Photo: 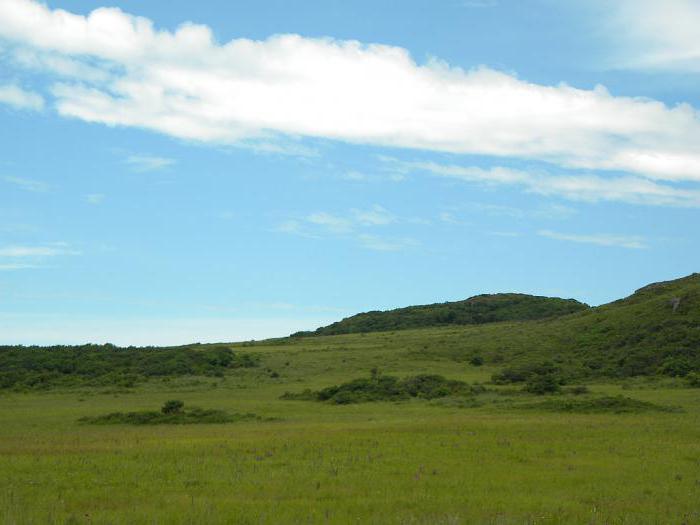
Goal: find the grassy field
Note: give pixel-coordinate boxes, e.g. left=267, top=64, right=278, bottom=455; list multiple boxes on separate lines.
left=1, top=330, right=700, bottom=524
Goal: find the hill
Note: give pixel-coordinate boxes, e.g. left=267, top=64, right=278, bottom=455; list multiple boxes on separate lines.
left=286, top=272, right=700, bottom=381
left=294, top=293, right=589, bottom=336
left=385, top=272, right=700, bottom=380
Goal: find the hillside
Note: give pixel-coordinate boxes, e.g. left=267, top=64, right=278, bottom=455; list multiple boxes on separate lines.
left=405, top=272, right=700, bottom=379
left=285, top=272, right=700, bottom=381
left=2, top=274, right=698, bottom=392
left=294, top=293, right=589, bottom=336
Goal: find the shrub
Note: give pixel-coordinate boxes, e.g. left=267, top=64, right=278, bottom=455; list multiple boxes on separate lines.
left=79, top=408, right=264, bottom=425
left=282, top=373, right=472, bottom=404
left=469, top=356, right=484, bottom=366
left=566, top=385, right=590, bottom=395
left=161, top=400, right=184, bottom=414
left=492, top=361, right=562, bottom=385
left=524, top=374, right=561, bottom=395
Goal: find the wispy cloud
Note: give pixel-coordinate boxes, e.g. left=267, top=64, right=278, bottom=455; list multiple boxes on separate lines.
left=3, top=175, right=49, bottom=192
left=306, top=212, right=354, bottom=234
left=0, top=244, right=80, bottom=257
left=538, top=229, right=648, bottom=249
left=0, top=83, right=44, bottom=111
left=125, top=155, right=176, bottom=172
left=386, top=158, right=700, bottom=208
left=600, top=0, right=700, bottom=72
left=0, top=263, right=41, bottom=271
left=277, top=205, right=417, bottom=251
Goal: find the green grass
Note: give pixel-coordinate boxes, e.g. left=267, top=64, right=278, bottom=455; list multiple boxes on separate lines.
left=1, top=336, right=699, bottom=524
left=2, top=274, right=699, bottom=523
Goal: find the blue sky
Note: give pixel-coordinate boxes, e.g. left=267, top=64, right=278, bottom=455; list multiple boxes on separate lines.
left=1, top=0, right=699, bottom=345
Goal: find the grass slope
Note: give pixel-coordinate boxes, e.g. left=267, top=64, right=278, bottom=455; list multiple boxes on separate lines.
left=295, top=293, right=588, bottom=336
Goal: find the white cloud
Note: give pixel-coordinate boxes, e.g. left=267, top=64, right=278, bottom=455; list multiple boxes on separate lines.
left=351, top=205, right=396, bottom=226
left=85, top=193, right=104, bottom=204
left=0, top=82, right=44, bottom=110
left=125, top=155, right=175, bottom=172
left=278, top=205, right=417, bottom=251
left=1, top=1, right=700, bottom=183
left=538, top=229, right=648, bottom=250
left=2, top=175, right=49, bottom=192
left=602, top=0, right=700, bottom=72
left=306, top=212, right=353, bottom=233
left=389, top=159, right=700, bottom=207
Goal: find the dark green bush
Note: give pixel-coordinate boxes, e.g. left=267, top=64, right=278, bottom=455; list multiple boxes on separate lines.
left=469, top=356, right=484, bottom=366
left=524, top=374, right=561, bottom=395
left=79, top=406, right=266, bottom=425
left=283, top=373, right=472, bottom=404
left=161, top=400, right=184, bottom=414
left=0, top=344, right=259, bottom=390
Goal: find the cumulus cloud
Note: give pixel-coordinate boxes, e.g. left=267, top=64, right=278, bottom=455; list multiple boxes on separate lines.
left=387, top=158, right=700, bottom=207
left=538, top=229, right=648, bottom=250
left=0, top=82, right=44, bottom=110
left=602, top=0, right=700, bottom=72
left=1, top=0, right=700, bottom=185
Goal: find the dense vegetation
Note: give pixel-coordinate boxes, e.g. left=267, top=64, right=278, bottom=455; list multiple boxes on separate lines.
left=0, top=344, right=258, bottom=390
left=294, top=293, right=588, bottom=336
left=282, top=372, right=479, bottom=404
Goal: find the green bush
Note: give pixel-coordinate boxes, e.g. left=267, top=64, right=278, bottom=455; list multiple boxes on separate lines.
left=524, top=373, right=561, bottom=395
left=161, top=400, right=184, bottom=414
left=283, top=373, right=472, bottom=404
left=0, top=344, right=259, bottom=390
left=469, top=356, right=484, bottom=366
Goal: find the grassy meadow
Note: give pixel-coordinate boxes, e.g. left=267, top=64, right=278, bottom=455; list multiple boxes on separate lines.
left=1, top=328, right=699, bottom=524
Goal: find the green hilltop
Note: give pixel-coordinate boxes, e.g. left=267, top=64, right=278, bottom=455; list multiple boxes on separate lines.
left=294, top=293, right=589, bottom=336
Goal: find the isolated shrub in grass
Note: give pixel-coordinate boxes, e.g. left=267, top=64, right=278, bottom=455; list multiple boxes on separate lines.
left=283, top=373, right=471, bottom=404
left=161, top=399, right=184, bottom=414
left=524, top=373, right=561, bottom=395
left=469, top=356, right=484, bottom=366
left=80, top=404, right=269, bottom=425
left=493, top=361, right=562, bottom=385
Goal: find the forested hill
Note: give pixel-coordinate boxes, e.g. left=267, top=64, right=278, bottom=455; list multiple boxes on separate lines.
left=294, top=293, right=589, bottom=336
